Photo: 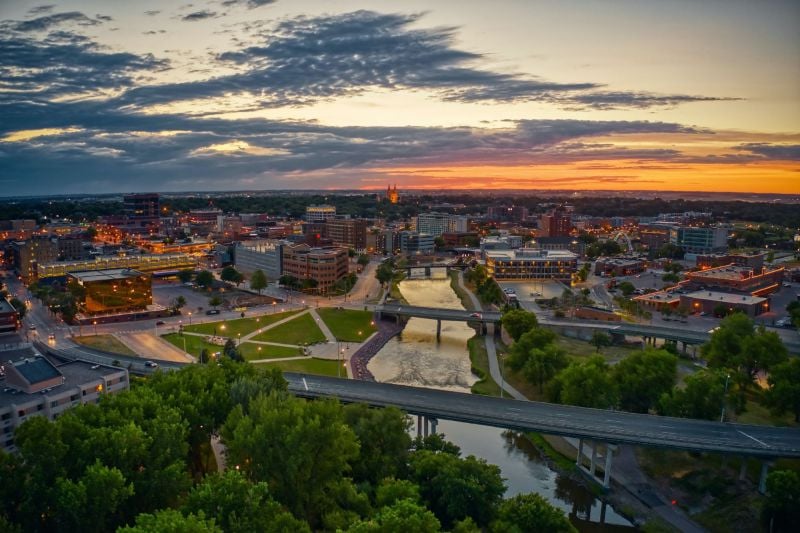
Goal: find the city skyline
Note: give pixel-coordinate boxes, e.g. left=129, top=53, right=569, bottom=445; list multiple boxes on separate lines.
left=1, top=0, right=798, bottom=196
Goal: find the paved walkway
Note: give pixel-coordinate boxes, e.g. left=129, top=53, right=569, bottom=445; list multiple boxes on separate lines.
left=308, top=308, right=336, bottom=342
left=456, top=272, right=525, bottom=400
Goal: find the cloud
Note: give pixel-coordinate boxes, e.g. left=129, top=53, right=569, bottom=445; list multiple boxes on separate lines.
left=221, top=0, right=277, bottom=7
left=735, top=143, right=800, bottom=161
left=28, top=5, right=56, bottom=15
left=12, top=11, right=113, bottom=32
left=562, top=91, right=739, bottom=110
left=181, top=10, right=219, bottom=22
left=144, top=10, right=161, bottom=16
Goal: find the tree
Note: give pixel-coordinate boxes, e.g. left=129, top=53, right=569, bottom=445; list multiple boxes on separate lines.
left=617, top=281, right=635, bottom=297
left=376, top=261, right=395, bottom=285
left=223, top=338, right=243, bottom=362
left=590, top=331, right=612, bottom=352
left=613, top=349, right=677, bottom=413
left=787, top=301, right=800, bottom=328
left=118, top=509, right=221, bottom=533
left=357, top=254, right=370, bottom=267
left=184, top=471, right=309, bottom=533
left=84, top=226, right=98, bottom=239
left=171, top=296, right=186, bottom=313
left=280, top=274, right=300, bottom=289
left=195, top=270, right=215, bottom=289
left=409, top=450, right=505, bottom=529
left=177, top=269, right=194, bottom=284
left=765, top=358, right=800, bottom=422
left=221, top=266, right=244, bottom=286
left=9, top=298, right=26, bottom=320
left=491, top=493, right=577, bottom=533
left=347, top=498, right=441, bottom=533
left=208, top=295, right=223, bottom=310
left=433, top=236, right=445, bottom=250
left=550, top=356, right=618, bottom=409
left=576, top=263, right=590, bottom=282
left=657, top=370, right=727, bottom=420
left=522, top=344, right=569, bottom=393
left=199, top=348, right=209, bottom=364
left=761, top=470, right=800, bottom=533
left=501, top=309, right=538, bottom=342
left=343, top=404, right=412, bottom=486
left=222, top=395, right=360, bottom=528
left=250, top=269, right=267, bottom=295
left=348, top=248, right=357, bottom=258
left=662, top=272, right=680, bottom=283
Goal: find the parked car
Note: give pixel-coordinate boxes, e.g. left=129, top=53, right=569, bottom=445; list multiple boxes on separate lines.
left=155, top=320, right=165, bottom=325
left=144, top=361, right=158, bottom=368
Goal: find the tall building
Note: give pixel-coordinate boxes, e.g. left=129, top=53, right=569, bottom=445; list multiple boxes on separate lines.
left=416, top=213, right=469, bottom=237
left=485, top=249, right=578, bottom=282
left=386, top=184, right=399, bottom=204
left=325, top=219, right=368, bottom=251
left=399, top=231, right=435, bottom=255
left=669, top=226, right=728, bottom=255
left=11, top=236, right=59, bottom=283
left=305, top=205, right=337, bottom=222
left=540, top=205, right=572, bottom=237
left=123, top=193, right=160, bottom=233
left=281, top=245, right=349, bottom=293
left=233, top=240, right=284, bottom=279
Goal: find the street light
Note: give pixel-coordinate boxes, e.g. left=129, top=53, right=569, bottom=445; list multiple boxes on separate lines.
left=93, top=320, right=97, bottom=336
left=720, top=373, right=731, bottom=423
left=188, top=311, right=192, bottom=326
left=500, top=352, right=505, bottom=399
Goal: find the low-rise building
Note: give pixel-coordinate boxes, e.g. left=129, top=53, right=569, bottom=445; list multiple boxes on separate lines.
left=669, top=225, right=728, bottom=255
left=234, top=240, right=284, bottom=279
left=485, top=249, right=577, bottom=282
left=399, top=232, right=435, bottom=256
left=0, top=345, right=129, bottom=453
left=480, top=235, right=524, bottom=254
left=281, top=245, right=349, bottom=293
left=594, top=256, right=647, bottom=277
left=685, top=264, right=784, bottom=296
left=68, top=269, right=152, bottom=316
left=680, top=290, right=769, bottom=317
left=0, top=299, right=20, bottom=335
left=325, top=219, right=368, bottom=251
left=305, top=204, right=337, bottom=222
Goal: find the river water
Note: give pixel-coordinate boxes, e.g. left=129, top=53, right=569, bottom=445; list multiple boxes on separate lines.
left=368, top=276, right=634, bottom=531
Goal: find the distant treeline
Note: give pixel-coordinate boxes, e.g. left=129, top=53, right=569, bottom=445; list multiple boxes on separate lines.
left=1, top=194, right=798, bottom=228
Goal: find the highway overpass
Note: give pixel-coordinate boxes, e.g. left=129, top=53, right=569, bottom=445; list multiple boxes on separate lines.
left=285, top=373, right=800, bottom=459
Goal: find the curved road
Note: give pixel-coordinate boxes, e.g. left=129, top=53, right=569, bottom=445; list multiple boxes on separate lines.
left=285, top=373, right=800, bottom=458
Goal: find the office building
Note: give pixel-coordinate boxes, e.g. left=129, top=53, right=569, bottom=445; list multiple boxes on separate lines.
left=281, top=245, right=349, bottom=293
left=685, top=264, right=784, bottom=296
left=594, top=257, right=647, bottom=277
left=680, top=291, right=769, bottom=318
left=326, top=219, right=368, bottom=251
left=11, top=236, right=59, bottom=283
left=0, top=345, right=128, bottom=453
left=540, top=206, right=572, bottom=237
left=669, top=226, right=728, bottom=255
left=416, top=213, right=469, bottom=237
left=0, top=298, right=20, bottom=335
left=399, top=232, right=435, bottom=256
left=305, top=205, right=337, bottom=222
left=123, top=193, right=160, bottom=233
left=485, top=249, right=578, bottom=282
left=234, top=240, right=284, bottom=279
left=67, top=269, right=152, bottom=315
left=36, top=253, right=197, bottom=280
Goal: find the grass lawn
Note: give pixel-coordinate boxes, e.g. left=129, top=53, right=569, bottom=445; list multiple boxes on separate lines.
left=449, top=272, right=477, bottom=311
left=73, top=335, right=137, bottom=356
left=554, top=334, right=634, bottom=363
left=251, top=312, right=327, bottom=345
left=181, top=310, right=300, bottom=337
left=255, top=357, right=342, bottom=377
left=467, top=336, right=502, bottom=396
left=162, top=333, right=224, bottom=358
left=316, top=308, right=377, bottom=341
left=735, top=394, right=798, bottom=427
left=239, top=342, right=303, bottom=361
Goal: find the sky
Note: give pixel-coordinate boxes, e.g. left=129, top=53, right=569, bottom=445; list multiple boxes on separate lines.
left=0, top=0, right=798, bottom=196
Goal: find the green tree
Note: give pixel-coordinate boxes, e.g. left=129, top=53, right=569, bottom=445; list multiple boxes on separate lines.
left=171, top=295, right=187, bottom=313
left=54, top=461, right=134, bottom=533
left=376, top=262, right=395, bottom=285
left=222, top=394, right=360, bottom=528
left=409, top=450, right=505, bottom=529
left=208, top=295, right=223, bottom=310
left=177, top=269, right=194, bottom=283
left=375, top=478, right=422, bottom=508
left=657, top=370, right=727, bottom=420
left=347, top=499, right=441, bottom=533
left=348, top=248, right=357, bottom=258
left=184, top=471, right=310, bottom=533
left=343, top=404, right=412, bottom=486
left=576, top=263, right=590, bottom=282
left=590, top=331, right=612, bottom=352
left=119, top=509, right=221, bottom=533
left=787, top=301, right=800, bottom=328
left=761, top=469, right=800, bottom=533
left=550, top=356, right=618, bottom=409
left=9, top=298, right=26, bottom=320
left=223, top=338, right=243, bottom=362
left=195, top=270, right=215, bottom=289
left=501, top=309, right=539, bottom=342
left=506, top=328, right=558, bottom=371
left=220, top=266, right=244, bottom=286
left=613, top=349, right=677, bottom=413
left=84, top=226, right=98, bottom=239
left=491, top=493, right=577, bottom=533
left=662, top=272, right=680, bottom=283
left=765, top=358, right=800, bottom=422
left=617, top=281, right=636, bottom=297
left=250, top=269, right=268, bottom=295
left=434, top=236, right=446, bottom=250
left=357, top=254, right=370, bottom=267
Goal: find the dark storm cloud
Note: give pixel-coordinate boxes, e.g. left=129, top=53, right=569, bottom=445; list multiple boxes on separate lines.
left=0, top=31, right=169, bottom=100
left=735, top=143, right=800, bottom=161
left=221, top=0, right=277, bottom=7
left=13, top=12, right=104, bottom=32
left=563, top=91, right=737, bottom=110
left=181, top=10, right=220, bottom=22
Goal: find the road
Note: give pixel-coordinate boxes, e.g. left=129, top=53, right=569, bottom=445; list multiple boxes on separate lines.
left=376, top=304, right=502, bottom=323
left=285, top=373, right=800, bottom=458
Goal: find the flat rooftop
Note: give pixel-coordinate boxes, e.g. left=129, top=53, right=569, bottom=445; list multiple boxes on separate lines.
left=684, top=290, right=767, bottom=305
left=0, top=299, right=15, bottom=313
left=633, top=291, right=681, bottom=304
left=486, top=249, right=577, bottom=260
left=68, top=268, right=145, bottom=282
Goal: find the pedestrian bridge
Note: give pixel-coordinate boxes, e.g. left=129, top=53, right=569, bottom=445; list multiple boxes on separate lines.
left=375, top=304, right=502, bottom=324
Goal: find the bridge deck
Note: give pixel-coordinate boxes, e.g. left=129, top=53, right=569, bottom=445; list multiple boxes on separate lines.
left=376, top=304, right=502, bottom=323
left=285, top=373, right=800, bottom=458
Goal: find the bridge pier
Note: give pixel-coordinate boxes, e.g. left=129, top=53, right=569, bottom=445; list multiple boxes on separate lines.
left=603, top=445, right=616, bottom=489
left=739, top=458, right=748, bottom=481
left=430, top=418, right=437, bottom=435
left=436, top=320, right=441, bottom=341
left=576, top=438, right=584, bottom=467
left=417, top=415, right=423, bottom=438
left=590, top=441, right=598, bottom=476
left=759, top=461, right=772, bottom=495
left=425, top=267, right=431, bottom=277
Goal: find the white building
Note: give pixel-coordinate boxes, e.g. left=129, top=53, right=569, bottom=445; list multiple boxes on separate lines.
left=234, top=240, right=285, bottom=279
left=485, top=249, right=578, bottom=282
left=416, top=212, right=469, bottom=237
left=305, top=205, right=337, bottom=222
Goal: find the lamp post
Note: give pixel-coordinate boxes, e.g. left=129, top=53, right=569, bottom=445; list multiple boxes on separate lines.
left=500, top=352, right=505, bottom=399
left=188, top=311, right=192, bottom=326
left=720, top=373, right=731, bottom=423
left=93, top=320, right=97, bottom=336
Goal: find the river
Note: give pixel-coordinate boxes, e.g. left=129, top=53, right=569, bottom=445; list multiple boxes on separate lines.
left=368, top=276, right=634, bottom=531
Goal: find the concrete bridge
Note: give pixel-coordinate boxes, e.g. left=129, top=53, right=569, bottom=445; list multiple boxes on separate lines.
left=286, top=372, right=800, bottom=491
left=375, top=304, right=502, bottom=339
left=398, top=262, right=462, bottom=278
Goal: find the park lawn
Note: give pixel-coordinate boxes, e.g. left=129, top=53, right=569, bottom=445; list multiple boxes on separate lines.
left=255, top=357, right=342, bottom=377
left=181, top=310, right=300, bottom=337
left=251, top=312, right=327, bottom=345
left=162, top=333, right=224, bottom=358
left=73, top=335, right=137, bottom=357
left=467, top=336, right=502, bottom=396
left=316, top=308, right=377, bottom=342
left=239, top=342, right=303, bottom=361
left=554, top=334, right=634, bottom=363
